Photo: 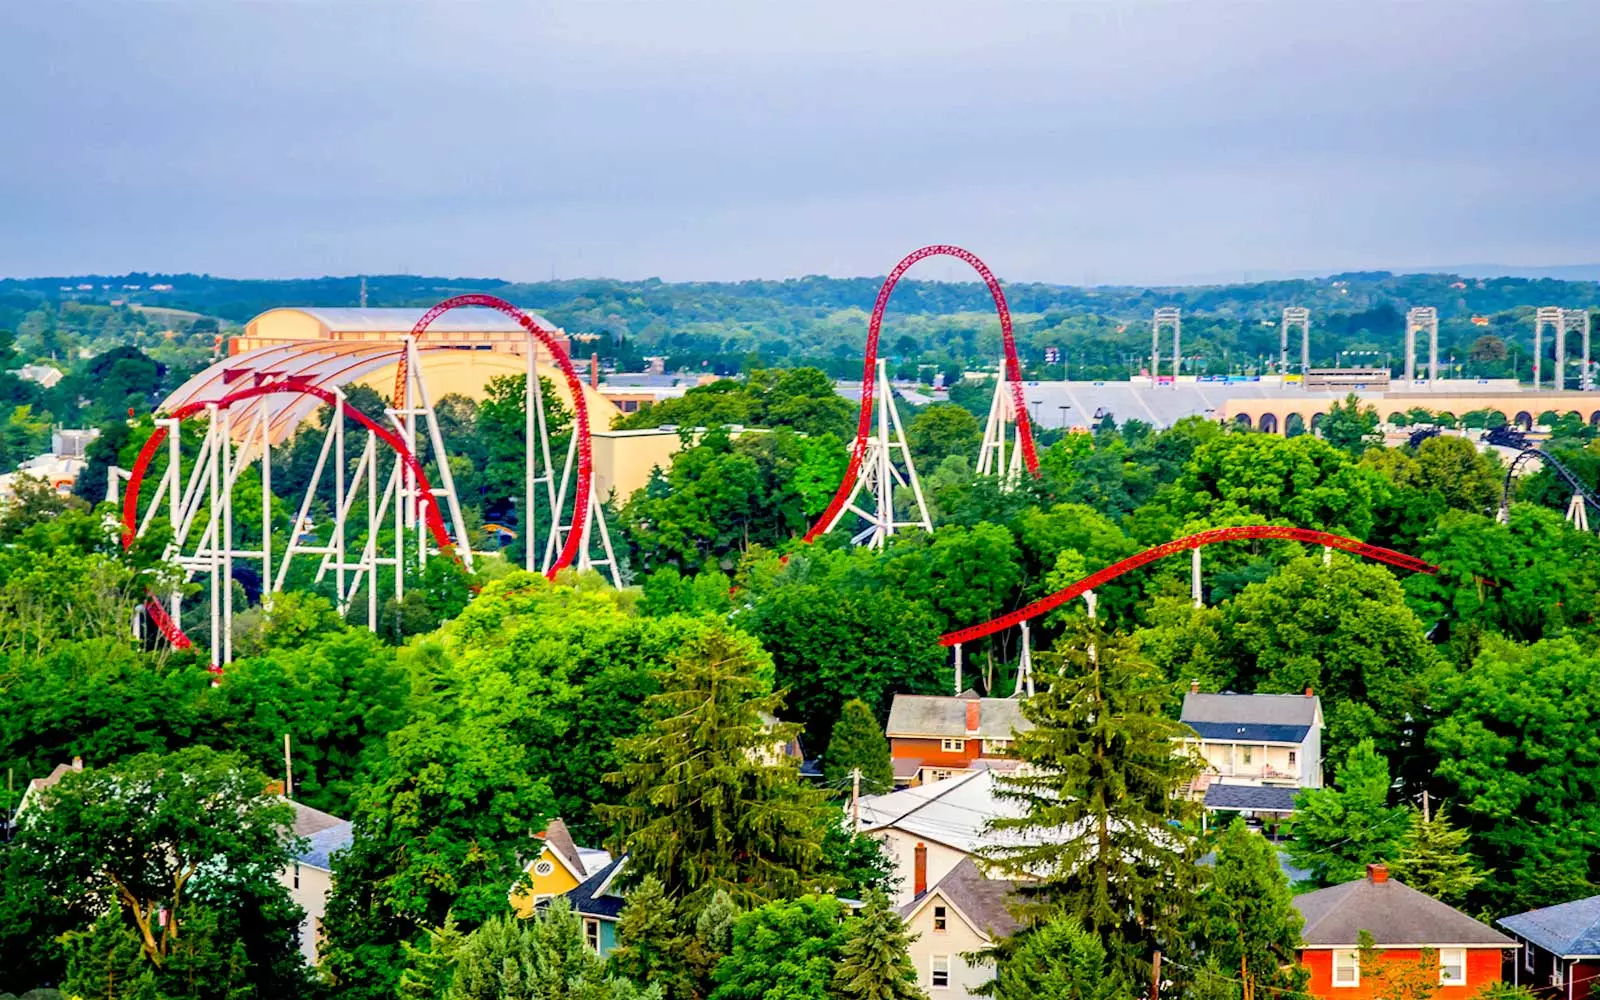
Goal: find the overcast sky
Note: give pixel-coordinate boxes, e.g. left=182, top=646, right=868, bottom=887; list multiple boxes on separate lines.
left=3, top=1, right=1598, bottom=285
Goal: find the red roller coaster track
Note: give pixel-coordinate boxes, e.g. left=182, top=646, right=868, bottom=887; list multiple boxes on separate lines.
left=400, top=294, right=594, bottom=575
left=121, top=381, right=455, bottom=651
left=803, top=245, right=1039, bottom=544
left=938, top=525, right=1441, bottom=646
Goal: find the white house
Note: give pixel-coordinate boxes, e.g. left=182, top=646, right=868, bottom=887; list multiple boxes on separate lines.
left=1178, top=687, right=1323, bottom=821
left=277, top=800, right=351, bottom=965
left=900, top=857, right=1021, bottom=999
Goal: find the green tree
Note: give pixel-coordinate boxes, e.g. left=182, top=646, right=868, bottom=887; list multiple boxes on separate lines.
left=831, top=890, right=925, bottom=1000
left=1171, top=434, right=1384, bottom=539
left=1387, top=805, right=1488, bottom=908
left=1357, top=930, right=1439, bottom=1000
left=1287, top=740, right=1408, bottom=886
left=599, top=629, right=833, bottom=908
left=1192, top=819, right=1307, bottom=1000
left=824, top=699, right=894, bottom=796
left=1320, top=393, right=1382, bottom=455
left=612, top=875, right=692, bottom=998
left=707, top=895, right=848, bottom=1000
left=983, top=912, right=1132, bottom=1000
left=448, top=901, right=657, bottom=1000
left=399, top=914, right=468, bottom=1000
left=907, top=403, right=982, bottom=469
left=987, top=626, right=1201, bottom=985
left=18, top=747, right=309, bottom=996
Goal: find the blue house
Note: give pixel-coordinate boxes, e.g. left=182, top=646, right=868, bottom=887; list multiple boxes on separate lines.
left=567, top=854, right=628, bottom=957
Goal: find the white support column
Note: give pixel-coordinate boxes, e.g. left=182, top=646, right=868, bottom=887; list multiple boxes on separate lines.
left=1567, top=493, right=1590, bottom=532
left=1083, top=589, right=1098, bottom=665
left=1152, top=308, right=1181, bottom=386
left=953, top=643, right=963, bottom=696
left=824, top=358, right=931, bottom=548
left=1191, top=546, right=1203, bottom=608
left=1534, top=307, right=1560, bottom=390
left=1282, top=307, right=1310, bottom=384
left=219, top=406, right=233, bottom=667
left=259, top=407, right=271, bottom=612
left=1015, top=619, right=1034, bottom=699
left=526, top=340, right=538, bottom=572
left=1323, top=545, right=1333, bottom=566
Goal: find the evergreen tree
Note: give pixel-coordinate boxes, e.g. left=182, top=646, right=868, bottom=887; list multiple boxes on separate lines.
left=599, top=628, right=834, bottom=908
left=982, top=913, right=1133, bottom=1000
left=399, top=914, right=466, bottom=1000
left=707, top=896, right=848, bottom=1000
left=986, top=626, right=1202, bottom=986
left=449, top=901, right=655, bottom=1000
left=831, top=891, right=925, bottom=1000
left=1388, top=804, right=1489, bottom=907
left=1288, top=740, right=1408, bottom=885
left=1192, top=818, right=1307, bottom=1000
left=825, top=699, right=895, bottom=796
left=611, top=876, right=691, bottom=996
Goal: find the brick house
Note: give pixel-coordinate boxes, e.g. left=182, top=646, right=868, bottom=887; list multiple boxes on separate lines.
left=1293, top=863, right=1517, bottom=1000
left=1498, top=893, right=1600, bottom=1000
left=884, top=693, right=1030, bottom=787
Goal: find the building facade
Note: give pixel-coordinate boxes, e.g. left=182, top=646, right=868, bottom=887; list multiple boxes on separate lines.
left=885, top=694, right=1030, bottom=787
left=1498, top=893, right=1600, bottom=1000
left=900, top=858, right=1018, bottom=1000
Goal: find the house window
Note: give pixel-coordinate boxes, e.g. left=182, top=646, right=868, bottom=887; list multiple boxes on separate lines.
left=292, top=864, right=300, bottom=890
left=1288, top=750, right=1297, bottom=768
left=931, top=955, right=950, bottom=989
left=940, top=738, right=965, bottom=753
left=584, top=918, right=600, bottom=952
left=1332, top=949, right=1359, bottom=987
left=1241, top=747, right=1253, bottom=765
left=534, top=859, right=555, bottom=877
left=933, top=905, right=947, bottom=932
left=1524, top=943, right=1534, bottom=973
left=1551, top=966, right=1565, bottom=989
left=1439, top=949, right=1466, bottom=986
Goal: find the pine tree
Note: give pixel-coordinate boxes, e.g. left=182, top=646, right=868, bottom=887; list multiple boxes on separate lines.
left=825, top=699, right=895, bottom=796
left=985, top=625, right=1202, bottom=986
left=610, top=876, right=690, bottom=996
left=1287, top=740, right=1408, bottom=885
left=448, top=901, right=653, bottom=1000
left=831, top=891, right=926, bottom=1000
left=599, top=628, right=834, bottom=908
left=399, top=913, right=466, bottom=1000
left=1388, top=804, right=1489, bottom=907
left=1192, top=818, right=1308, bottom=1000
left=983, top=912, right=1133, bottom=1000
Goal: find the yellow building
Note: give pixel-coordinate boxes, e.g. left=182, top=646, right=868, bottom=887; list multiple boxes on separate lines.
left=509, top=818, right=612, bottom=918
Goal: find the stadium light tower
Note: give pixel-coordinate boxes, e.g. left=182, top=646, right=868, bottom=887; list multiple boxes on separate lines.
left=1405, top=307, right=1439, bottom=385
left=1151, top=307, right=1180, bottom=386
left=1281, top=307, right=1310, bottom=383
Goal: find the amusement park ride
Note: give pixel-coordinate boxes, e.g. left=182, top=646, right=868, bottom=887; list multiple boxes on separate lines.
left=108, top=247, right=1600, bottom=683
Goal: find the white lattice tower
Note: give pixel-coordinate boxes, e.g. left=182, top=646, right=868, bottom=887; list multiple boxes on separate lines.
left=1533, top=307, right=1562, bottom=390
left=823, top=358, right=931, bottom=548
left=1281, top=307, right=1311, bottom=382
left=544, top=421, right=623, bottom=588
left=1567, top=309, right=1594, bottom=391
left=976, top=356, right=1025, bottom=486
left=1151, top=307, right=1181, bottom=385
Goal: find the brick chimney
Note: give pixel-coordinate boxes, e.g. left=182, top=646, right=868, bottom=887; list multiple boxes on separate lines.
left=1305, top=686, right=1315, bottom=697
left=1367, top=863, right=1389, bottom=884
left=965, top=700, right=981, bottom=736
left=71, top=756, right=83, bottom=771
left=265, top=780, right=285, bottom=797
left=591, top=352, right=600, bottom=388
left=1190, top=680, right=1200, bottom=694
left=914, top=842, right=928, bottom=897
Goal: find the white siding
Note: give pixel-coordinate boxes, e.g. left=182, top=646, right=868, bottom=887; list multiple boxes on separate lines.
left=277, top=863, right=334, bottom=964
left=904, top=891, right=997, bottom=999
left=873, top=828, right=971, bottom=906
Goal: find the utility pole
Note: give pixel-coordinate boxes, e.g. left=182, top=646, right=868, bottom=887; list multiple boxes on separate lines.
left=1422, top=789, right=1431, bottom=823
left=283, top=733, right=293, bottom=800
left=851, top=768, right=862, bottom=833
left=1150, top=951, right=1162, bottom=1000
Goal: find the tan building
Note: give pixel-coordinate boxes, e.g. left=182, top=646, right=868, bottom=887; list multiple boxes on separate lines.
left=1222, top=390, right=1600, bottom=435
left=901, top=857, right=1021, bottom=1000
left=279, top=801, right=351, bottom=966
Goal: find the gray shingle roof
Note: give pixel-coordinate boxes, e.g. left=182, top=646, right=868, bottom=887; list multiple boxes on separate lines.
left=885, top=695, right=1032, bottom=741
left=286, top=799, right=347, bottom=838
left=1294, top=874, right=1515, bottom=948
left=295, top=821, right=352, bottom=872
left=1498, top=894, right=1600, bottom=958
left=1182, top=692, right=1320, bottom=728
left=902, top=856, right=1021, bottom=939
left=1188, top=722, right=1312, bottom=743
left=1204, top=784, right=1300, bottom=812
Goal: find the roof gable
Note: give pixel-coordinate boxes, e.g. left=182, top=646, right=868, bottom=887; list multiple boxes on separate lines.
left=901, top=857, right=1021, bottom=940
left=1182, top=692, right=1321, bottom=728
left=1294, top=876, right=1515, bottom=948
left=885, top=695, right=1032, bottom=740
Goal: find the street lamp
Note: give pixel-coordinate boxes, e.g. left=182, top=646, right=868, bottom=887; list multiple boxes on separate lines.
left=1058, top=404, right=1071, bottom=428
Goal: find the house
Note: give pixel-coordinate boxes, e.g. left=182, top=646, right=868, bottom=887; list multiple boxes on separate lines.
left=509, top=817, right=612, bottom=918
left=15, top=756, right=84, bottom=818
left=900, top=857, right=1020, bottom=999
left=1497, top=893, right=1600, bottom=999
left=277, top=800, right=351, bottom=965
left=885, top=693, right=1031, bottom=787
left=1293, top=863, right=1517, bottom=1000
left=857, top=769, right=1041, bottom=906
left=564, top=855, right=629, bottom=957
left=1179, top=687, right=1324, bottom=822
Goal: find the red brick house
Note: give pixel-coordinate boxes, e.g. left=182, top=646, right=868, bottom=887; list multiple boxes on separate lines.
left=884, top=693, right=1030, bottom=786
left=1294, top=864, right=1517, bottom=1000
left=1498, top=893, right=1600, bottom=1000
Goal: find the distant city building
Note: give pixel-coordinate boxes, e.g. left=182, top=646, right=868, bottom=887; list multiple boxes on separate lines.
left=9, top=363, right=63, bottom=388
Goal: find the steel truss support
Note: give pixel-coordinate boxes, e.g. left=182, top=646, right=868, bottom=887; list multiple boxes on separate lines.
left=1151, top=307, right=1181, bottom=385
left=823, top=358, right=932, bottom=548
left=1405, top=307, right=1439, bottom=385
left=976, top=355, right=1025, bottom=485
left=1281, top=307, right=1310, bottom=382
left=1535, top=307, right=1594, bottom=391
left=544, top=424, right=623, bottom=587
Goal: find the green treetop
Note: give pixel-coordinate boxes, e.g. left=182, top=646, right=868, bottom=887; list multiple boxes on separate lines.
left=1192, top=818, right=1308, bottom=1000
left=599, top=628, right=834, bottom=908
left=1387, top=804, right=1489, bottom=908
left=986, top=625, right=1202, bottom=985
left=981, top=913, right=1133, bottom=1000
left=832, top=890, right=926, bottom=1000
left=1288, top=739, right=1408, bottom=886
left=706, top=895, right=849, bottom=1000
left=825, top=699, right=895, bottom=796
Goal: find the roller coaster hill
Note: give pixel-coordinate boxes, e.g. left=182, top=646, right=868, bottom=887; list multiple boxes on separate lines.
left=110, top=247, right=1600, bottom=675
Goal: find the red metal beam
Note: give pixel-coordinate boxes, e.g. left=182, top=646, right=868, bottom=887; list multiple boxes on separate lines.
left=803, top=245, right=1038, bottom=544
left=937, top=525, right=1440, bottom=646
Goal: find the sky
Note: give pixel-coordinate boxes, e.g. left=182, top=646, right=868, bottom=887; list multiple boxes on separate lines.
left=3, top=1, right=1599, bottom=286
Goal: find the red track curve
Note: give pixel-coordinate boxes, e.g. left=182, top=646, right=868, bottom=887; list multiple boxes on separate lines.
left=803, top=245, right=1039, bottom=544
left=938, top=525, right=1441, bottom=646
left=121, top=381, right=457, bottom=650
left=403, top=295, right=593, bottom=575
